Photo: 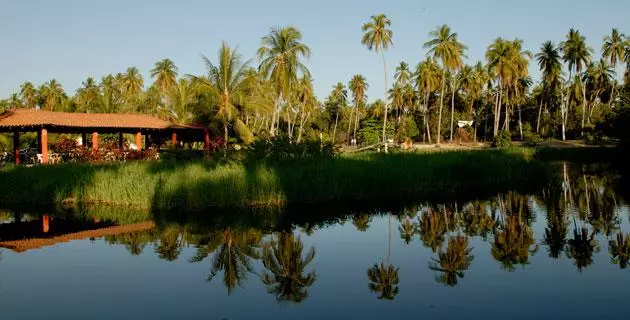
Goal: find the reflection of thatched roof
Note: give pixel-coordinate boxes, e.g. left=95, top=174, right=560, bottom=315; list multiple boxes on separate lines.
left=0, top=221, right=155, bottom=252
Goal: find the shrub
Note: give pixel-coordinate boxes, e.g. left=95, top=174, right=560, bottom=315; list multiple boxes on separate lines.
left=523, top=132, right=543, bottom=147
left=492, top=130, right=512, bottom=148
left=247, top=136, right=335, bottom=162
left=358, top=119, right=395, bottom=146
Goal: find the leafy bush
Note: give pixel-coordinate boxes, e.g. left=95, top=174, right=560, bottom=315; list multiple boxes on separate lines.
left=523, top=132, right=543, bottom=147
left=492, top=130, right=512, bottom=148
left=358, top=119, right=395, bottom=146
left=396, top=116, right=420, bottom=141
left=247, top=136, right=335, bottom=162
left=161, top=149, right=206, bottom=161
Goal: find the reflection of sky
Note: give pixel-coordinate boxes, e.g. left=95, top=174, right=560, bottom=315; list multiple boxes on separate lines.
left=1, top=204, right=630, bottom=319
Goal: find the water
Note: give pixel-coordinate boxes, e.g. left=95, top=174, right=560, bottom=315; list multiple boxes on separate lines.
left=1, top=163, right=629, bottom=319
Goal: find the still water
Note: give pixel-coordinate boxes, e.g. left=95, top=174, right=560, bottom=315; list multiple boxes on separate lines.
left=1, top=163, right=629, bottom=319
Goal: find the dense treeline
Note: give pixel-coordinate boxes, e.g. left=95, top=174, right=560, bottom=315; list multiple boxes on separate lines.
left=2, top=17, right=630, bottom=150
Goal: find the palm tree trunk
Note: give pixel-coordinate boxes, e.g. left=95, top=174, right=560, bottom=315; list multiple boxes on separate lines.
left=518, top=105, right=523, bottom=141
left=425, top=91, right=431, bottom=143
left=449, top=79, right=455, bottom=143
left=347, top=106, right=354, bottom=145
left=224, top=123, right=228, bottom=157
left=579, top=76, right=587, bottom=136
left=494, top=82, right=502, bottom=136
left=382, top=52, right=389, bottom=153
left=437, top=70, right=446, bottom=145
left=333, top=110, right=339, bottom=144
left=353, top=103, right=360, bottom=143
left=536, top=97, right=543, bottom=133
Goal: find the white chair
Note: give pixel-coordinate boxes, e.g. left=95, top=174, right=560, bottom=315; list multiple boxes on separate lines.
left=36, top=154, right=43, bottom=164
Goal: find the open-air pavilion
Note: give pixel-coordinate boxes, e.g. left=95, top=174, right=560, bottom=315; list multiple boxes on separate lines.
left=0, top=109, right=209, bottom=164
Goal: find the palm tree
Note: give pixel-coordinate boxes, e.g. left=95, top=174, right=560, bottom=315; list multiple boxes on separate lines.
left=262, top=232, right=317, bottom=303
left=19, top=82, right=37, bottom=109
left=602, top=28, right=627, bottom=105
left=415, top=58, right=441, bottom=142
left=161, top=79, right=196, bottom=125
left=536, top=41, right=563, bottom=133
left=349, top=74, right=369, bottom=143
left=39, top=79, right=65, bottom=111
left=491, top=216, right=537, bottom=271
left=424, top=24, right=467, bottom=145
left=258, top=26, right=311, bottom=137
left=75, top=77, right=100, bottom=112
left=394, top=61, right=412, bottom=86
left=429, top=236, right=474, bottom=286
left=352, top=213, right=372, bottom=232
left=362, top=14, right=394, bottom=152
left=328, top=82, right=347, bottom=144
left=584, top=59, right=615, bottom=122
left=398, top=216, right=416, bottom=244
left=151, top=59, right=178, bottom=95
left=121, top=66, right=144, bottom=102
left=561, top=29, right=593, bottom=135
left=295, top=75, right=316, bottom=143
left=189, top=41, right=251, bottom=154
left=367, top=262, right=399, bottom=300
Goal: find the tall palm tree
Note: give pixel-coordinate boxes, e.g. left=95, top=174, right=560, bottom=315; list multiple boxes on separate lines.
left=349, top=74, right=369, bottom=143
left=151, top=59, right=178, bottom=94
left=602, top=28, right=628, bottom=106
left=328, top=82, right=347, bottom=144
left=362, top=14, right=394, bottom=152
left=122, top=66, right=144, bottom=102
left=536, top=41, right=563, bottom=133
left=584, top=59, right=615, bottom=122
left=258, top=26, right=311, bottom=137
left=19, top=82, right=37, bottom=109
left=424, top=24, right=467, bottom=145
left=162, top=79, right=196, bottom=125
left=295, top=75, right=316, bottom=143
left=415, top=58, right=441, bottom=142
left=561, top=29, right=593, bottom=135
left=429, top=235, right=474, bottom=286
left=39, top=79, right=65, bottom=111
left=262, top=232, right=317, bottom=303
left=189, top=41, right=251, bottom=153
left=75, top=77, right=100, bottom=112
left=394, top=61, right=412, bottom=86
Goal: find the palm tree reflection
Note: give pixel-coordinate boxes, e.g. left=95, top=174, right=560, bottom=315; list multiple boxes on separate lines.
left=492, top=217, right=538, bottom=271
left=609, top=232, right=630, bottom=269
left=429, top=235, right=474, bottom=286
left=367, top=262, right=400, bottom=300
left=261, top=232, right=317, bottom=303
left=190, top=227, right=261, bottom=294
left=566, top=224, right=599, bottom=272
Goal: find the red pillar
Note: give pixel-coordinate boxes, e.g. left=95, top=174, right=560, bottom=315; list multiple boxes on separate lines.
left=135, top=132, right=142, bottom=150
left=171, top=131, right=177, bottom=147
left=13, top=131, right=20, bottom=165
left=92, top=132, right=99, bottom=153
left=41, top=128, right=48, bottom=164
left=42, top=214, right=50, bottom=233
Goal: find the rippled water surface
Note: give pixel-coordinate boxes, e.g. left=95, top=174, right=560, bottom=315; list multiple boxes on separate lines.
left=1, top=163, right=629, bottom=319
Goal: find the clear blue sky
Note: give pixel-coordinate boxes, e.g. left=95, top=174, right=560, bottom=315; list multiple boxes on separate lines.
left=2, top=0, right=629, bottom=102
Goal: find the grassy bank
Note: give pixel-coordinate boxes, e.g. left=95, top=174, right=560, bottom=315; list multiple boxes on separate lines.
left=0, top=149, right=553, bottom=210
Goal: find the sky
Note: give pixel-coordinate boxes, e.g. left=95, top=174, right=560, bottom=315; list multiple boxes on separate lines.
left=1, top=0, right=630, bottom=102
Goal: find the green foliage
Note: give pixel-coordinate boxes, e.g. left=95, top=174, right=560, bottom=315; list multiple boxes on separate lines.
left=358, top=119, right=395, bottom=146
left=523, top=132, right=543, bottom=147
left=0, top=134, right=10, bottom=152
left=0, top=149, right=550, bottom=210
left=492, top=130, right=513, bottom=148
left=247, top=137, right=335, bottom=162
left=234, top=119, right=254, bottom=145
left=397, top=116, right=420, bottom=141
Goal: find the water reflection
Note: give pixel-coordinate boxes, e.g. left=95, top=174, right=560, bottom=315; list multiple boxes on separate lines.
left=0, top=162, right=629, bottom=309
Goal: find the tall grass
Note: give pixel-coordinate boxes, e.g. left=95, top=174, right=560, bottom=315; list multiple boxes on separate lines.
left=0, top=149, right=551, bottom=210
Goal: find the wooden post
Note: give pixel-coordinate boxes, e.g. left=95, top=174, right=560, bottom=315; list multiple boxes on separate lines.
left=135, top=132, right=142, bottom=150
left=82, top=133, right=88, bottom=149
left=13, top=131, right=20, bottom=165
left=118, top=133, right=124, bottom=150
left=41, top=128, right=48, bottom=164
left=37, top=130, right=42, bottom=153
left=171, top=131, right=177, bottom=148
left=92, top=132, right=99, bottom=153
left=204, top=128, right=210, bottom=150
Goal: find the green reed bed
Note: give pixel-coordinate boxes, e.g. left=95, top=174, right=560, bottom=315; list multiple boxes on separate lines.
left=0, top=149, right=550, bottom=210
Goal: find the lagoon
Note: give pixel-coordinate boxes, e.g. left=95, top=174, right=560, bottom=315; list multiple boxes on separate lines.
left=1, top=162, right=629, bottom=319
